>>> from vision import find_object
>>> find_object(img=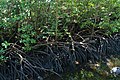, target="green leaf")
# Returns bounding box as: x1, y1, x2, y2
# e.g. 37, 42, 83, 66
1, 41, 10, 49
0, 48, 5, 53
